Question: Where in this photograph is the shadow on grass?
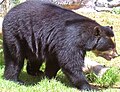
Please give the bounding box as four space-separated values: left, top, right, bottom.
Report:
19 71 44 86
56 70 72 87
19 70 73 88
2 68 119 91
19 70 101 91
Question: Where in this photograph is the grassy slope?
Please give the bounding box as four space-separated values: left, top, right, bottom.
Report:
0 12 120 92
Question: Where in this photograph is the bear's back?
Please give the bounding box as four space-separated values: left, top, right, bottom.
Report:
3 0 92 24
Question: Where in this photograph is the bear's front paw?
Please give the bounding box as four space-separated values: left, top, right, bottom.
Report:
17 79 25 85
79 83 92 91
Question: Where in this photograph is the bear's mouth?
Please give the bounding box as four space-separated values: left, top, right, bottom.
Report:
92 49 119 61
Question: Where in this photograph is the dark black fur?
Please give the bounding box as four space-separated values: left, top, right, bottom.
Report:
2 1 115 90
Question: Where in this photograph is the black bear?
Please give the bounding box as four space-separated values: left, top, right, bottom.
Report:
2 0 118 90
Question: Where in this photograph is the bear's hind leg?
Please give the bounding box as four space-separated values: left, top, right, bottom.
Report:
3 39 24 83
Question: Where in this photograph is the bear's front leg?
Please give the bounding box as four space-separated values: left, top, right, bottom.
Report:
26 49 44 76
58 49 92 91
45 56 60 79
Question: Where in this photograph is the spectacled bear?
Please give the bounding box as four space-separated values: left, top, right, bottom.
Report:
2 0 118 91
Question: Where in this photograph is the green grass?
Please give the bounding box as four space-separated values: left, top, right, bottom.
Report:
0 66 79 92
113 8 120 14
0 12 120 92
95 67 120 87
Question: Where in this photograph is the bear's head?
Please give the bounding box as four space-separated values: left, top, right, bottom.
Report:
86 26 119 60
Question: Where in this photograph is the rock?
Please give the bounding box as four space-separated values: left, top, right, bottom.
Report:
95 0 120 8
108 0 120 8
73 0 97 12
82 58 110 77
95 0 109 7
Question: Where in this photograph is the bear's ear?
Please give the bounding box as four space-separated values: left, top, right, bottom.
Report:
94 26 101 36
106 26 113 30
110 26 113 29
